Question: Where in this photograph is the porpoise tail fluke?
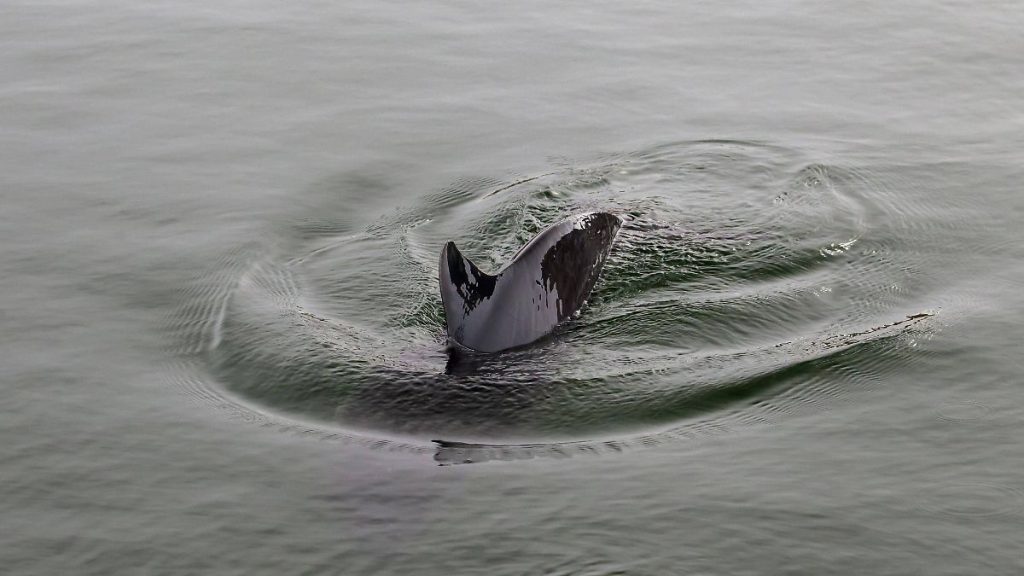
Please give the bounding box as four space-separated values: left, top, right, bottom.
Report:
439 212 621 352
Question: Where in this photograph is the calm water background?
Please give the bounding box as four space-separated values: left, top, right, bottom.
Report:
3 1 1024 574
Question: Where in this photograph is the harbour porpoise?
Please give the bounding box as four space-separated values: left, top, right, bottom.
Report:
439 212 622 352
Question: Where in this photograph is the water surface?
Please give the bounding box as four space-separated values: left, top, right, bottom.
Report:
3 1 1023 574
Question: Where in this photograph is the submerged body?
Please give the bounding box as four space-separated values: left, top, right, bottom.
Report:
439 212 622 352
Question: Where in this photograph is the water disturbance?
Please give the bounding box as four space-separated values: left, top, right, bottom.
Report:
168 141 948 463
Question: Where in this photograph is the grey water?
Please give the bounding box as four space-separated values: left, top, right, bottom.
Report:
3 0 1023 573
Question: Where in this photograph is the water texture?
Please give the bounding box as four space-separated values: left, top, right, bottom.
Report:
175 142 942 452
3 1 1023 574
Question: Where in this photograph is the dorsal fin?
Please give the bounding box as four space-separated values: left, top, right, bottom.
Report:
438 242 498 344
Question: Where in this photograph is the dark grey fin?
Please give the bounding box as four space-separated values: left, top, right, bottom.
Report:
438 241 499 345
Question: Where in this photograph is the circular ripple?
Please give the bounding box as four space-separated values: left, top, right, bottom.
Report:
936 400 993 423
916 482 1024 518
167 140 949 462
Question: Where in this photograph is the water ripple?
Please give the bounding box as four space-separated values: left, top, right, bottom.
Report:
166 140 946 464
